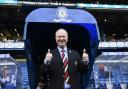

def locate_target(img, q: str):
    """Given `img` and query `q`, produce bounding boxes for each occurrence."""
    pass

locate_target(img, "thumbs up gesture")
[82,49,89,62]
[45,49,53,62]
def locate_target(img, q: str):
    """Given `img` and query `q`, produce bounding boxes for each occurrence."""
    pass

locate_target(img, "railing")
[0,42,24,50]
[0,41,128,50]
[99,42,128,49]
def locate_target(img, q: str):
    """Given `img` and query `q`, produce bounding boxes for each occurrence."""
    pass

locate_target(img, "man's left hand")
[82,49,89,62]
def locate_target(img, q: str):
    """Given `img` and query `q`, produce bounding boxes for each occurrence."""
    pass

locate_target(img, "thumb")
[83,49,86,54]
[48,49,51,53]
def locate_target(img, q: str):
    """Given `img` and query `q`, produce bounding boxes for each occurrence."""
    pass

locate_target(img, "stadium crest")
[54,7,72,22]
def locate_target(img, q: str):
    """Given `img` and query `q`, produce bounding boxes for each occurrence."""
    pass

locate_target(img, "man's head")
[55,28,68,48]
[1,66,10,76]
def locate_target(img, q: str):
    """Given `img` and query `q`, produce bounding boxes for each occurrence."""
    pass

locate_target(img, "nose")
[59,36,64,40]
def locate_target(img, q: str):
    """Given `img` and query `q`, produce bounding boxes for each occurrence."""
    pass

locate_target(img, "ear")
[67,36,68,42]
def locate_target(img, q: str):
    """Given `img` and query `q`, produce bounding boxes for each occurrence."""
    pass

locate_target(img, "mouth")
[58,39,66,42]
[59,41,65,44]
[57,39,67,45]
[58,40,66,44]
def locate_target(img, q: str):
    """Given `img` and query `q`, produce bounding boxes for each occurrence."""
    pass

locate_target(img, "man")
[40,28,89,89]
[0,66,16,89]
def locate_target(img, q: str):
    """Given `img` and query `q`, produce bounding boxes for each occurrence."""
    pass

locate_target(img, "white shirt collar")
[58,46,67,53]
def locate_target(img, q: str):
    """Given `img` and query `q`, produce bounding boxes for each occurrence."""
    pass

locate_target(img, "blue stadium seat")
[100,83,107,89]
[113,83,122,89]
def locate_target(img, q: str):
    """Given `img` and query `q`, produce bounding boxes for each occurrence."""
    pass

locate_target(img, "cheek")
[56,38,59,41]
[56,39,60,42]
[56,39,61,43]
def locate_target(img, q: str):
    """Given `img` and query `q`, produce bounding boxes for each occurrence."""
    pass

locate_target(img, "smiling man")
[40,28,89,89]
[55,28,68,48]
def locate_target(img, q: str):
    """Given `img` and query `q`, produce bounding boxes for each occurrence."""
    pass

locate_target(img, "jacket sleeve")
[40,62,51,87]
[75,51,89,74]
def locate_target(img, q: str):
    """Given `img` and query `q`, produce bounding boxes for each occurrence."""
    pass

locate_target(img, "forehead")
[56,29,68,36]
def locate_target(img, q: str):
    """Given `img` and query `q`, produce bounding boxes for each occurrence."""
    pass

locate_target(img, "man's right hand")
[45,49,52,62]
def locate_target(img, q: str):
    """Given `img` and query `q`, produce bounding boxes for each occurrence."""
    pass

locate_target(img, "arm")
[40,49,52,87]
[40,62,51,87]
[76,51,89,74]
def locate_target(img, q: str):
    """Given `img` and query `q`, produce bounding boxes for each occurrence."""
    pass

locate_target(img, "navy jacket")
[40,48,88,89]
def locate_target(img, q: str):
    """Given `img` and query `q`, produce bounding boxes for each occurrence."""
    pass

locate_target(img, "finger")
[48,49,50,53]
[83,49,86,53]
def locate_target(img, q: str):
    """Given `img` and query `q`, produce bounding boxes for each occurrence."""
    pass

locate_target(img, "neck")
[58,45,65,48]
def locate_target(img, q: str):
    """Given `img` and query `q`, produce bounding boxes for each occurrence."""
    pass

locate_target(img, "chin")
[59,45,65,48]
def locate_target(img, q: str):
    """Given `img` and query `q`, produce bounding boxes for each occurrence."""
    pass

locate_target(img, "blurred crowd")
[101,34,128,42]
[0,29,23,42]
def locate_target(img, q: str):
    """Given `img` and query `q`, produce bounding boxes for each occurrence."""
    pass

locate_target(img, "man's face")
[55,29,68,48]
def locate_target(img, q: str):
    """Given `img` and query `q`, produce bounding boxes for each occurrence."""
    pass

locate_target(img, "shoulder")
[68,48,79,54]
[50,48,58,53]
[68,48,81,58]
